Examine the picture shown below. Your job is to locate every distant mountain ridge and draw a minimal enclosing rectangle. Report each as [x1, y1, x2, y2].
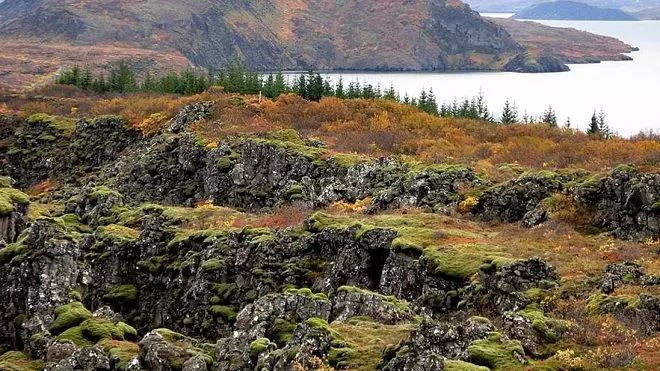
[0, 0, 528, 72]
[0, 0, 640, 91]
[466, 0, 660, 12]
[513, 1, 637, 20]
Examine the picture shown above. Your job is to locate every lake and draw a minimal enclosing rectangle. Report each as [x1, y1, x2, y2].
[313, 15, 660, 136]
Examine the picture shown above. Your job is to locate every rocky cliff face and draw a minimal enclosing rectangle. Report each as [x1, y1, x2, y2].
[1, 105, 659, 369]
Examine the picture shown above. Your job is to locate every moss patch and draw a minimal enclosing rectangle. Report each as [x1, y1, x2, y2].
[284, 287, 328, 301]
[444, 360, 490, 371]
[58, 317, 137, 347]
[99, 339, 139, 369]
[103, 285, 138, 307]
[96, 224, 140, 243]
[250, 337, 273, 358]
[0, 351, 44, 371]
[209, 305, 236, 322]
[467, 332, 524, 370]
[330, 317, 417, 371]
[50, 302, 93, 335]
[0, 186, 30, 216]
[515, 309, 570, 342]
[27, 113, 77, 135]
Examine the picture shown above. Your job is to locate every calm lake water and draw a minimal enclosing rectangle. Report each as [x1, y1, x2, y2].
[314, 15, 660, 136]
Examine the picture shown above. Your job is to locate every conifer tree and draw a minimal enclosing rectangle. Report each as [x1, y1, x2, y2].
[598, 109, 612, 139]
[587, 111, 601, 137]
[500, 98, 518, 124]
[542, 106, 558, 127]
[335, 77, 345, 99]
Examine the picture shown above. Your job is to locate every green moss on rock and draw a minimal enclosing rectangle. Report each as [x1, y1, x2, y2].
[0, 242, 27, 264]
[467, 332, 524, 370]
[284, 287, 328, 301]
[201, 258, 225, 271]
[99, 339, 140, 369]
[250, 338, 273, 357]
[444, 360, 490, 371]
[27, 113, 77, 135]
[50, 302, 93, 335]
[103, 285, 138, 306]
[0, 186, 30, 216]
[209, 306, 237, 322]
[96, 224, 140, 243]
[515, 309, 570, 342]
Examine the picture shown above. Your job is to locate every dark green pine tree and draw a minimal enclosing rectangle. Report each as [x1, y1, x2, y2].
[384, 83, 397, 101]
[263, 74, 276, 99]
[80, 67, 93, 90]
[598, 109, 612, 139]
[426, 88, 439, 115]
[500, 98, 518, 124]
[274, 72, 287, 97]
[335, 77, 345, 99]
[542, 106, 558, 127]
[308, 73, 325, 101]
[295, 74, 307, 99]
[587, 111, 601, 137]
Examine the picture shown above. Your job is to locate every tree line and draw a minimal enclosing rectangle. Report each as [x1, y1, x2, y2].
[55, 61, 612, 138]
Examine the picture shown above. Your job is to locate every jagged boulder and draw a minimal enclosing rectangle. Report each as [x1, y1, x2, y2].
[1, 114, 141, 188]
[65, 116, 142, 173]
[474, 172, 566, 225]
[0, 218, 80, 350]
[258, 321, 335, 371]
[65, 185, 124, 227]
[366, 165, 478, 213]
[169, 102, 214, 133]
[601, 261, 646, 294]
[330, 286, 414, 324]
[44, 345, 111, 371]
[574, 165, 660, 241]
[0, 176, 29, 243]
[469, 258, 559, 313]
[380, 317, 524, 370]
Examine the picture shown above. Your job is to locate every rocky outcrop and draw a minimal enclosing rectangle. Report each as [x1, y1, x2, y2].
[0, 176, 29, 243]
[0, 219, 80, 351]
[503, 53, 570, 73]
[474, 172, 567, 226]
[169, 102, 214, 134]
[463, 258, 560, 314]
[1, 114, 142, 188]
[380, 317, 524, 370]
[574, 165, 660, 240]
[601, 261, 647, 294]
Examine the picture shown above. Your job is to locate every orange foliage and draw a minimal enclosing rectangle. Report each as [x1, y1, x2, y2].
[7, 89, 660, 172]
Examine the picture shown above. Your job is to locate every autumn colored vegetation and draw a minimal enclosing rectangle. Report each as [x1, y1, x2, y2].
[3, 83, 660, 175]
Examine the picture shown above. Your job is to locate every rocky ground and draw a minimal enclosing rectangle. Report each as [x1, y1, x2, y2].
[1, 100, 660, 370]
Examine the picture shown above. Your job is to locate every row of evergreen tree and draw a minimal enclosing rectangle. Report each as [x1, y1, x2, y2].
[496, 97, 611, 137]
[55, 61, 612, 137]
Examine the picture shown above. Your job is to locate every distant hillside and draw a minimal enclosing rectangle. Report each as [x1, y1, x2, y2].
[513, 1, 637, 20]
[634, 6, 660, 19]
[0, 0, 524, 72]
[492, 17, 637, 63]
[467, 0, 660, 12]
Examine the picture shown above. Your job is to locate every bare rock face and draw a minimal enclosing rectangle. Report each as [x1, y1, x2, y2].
[574, 165, 660, 241]
[379, 317, 521, 370]
[0, 176, 29, 243]
[474, 172, 567, 225]
[0, 219, 80, 350]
